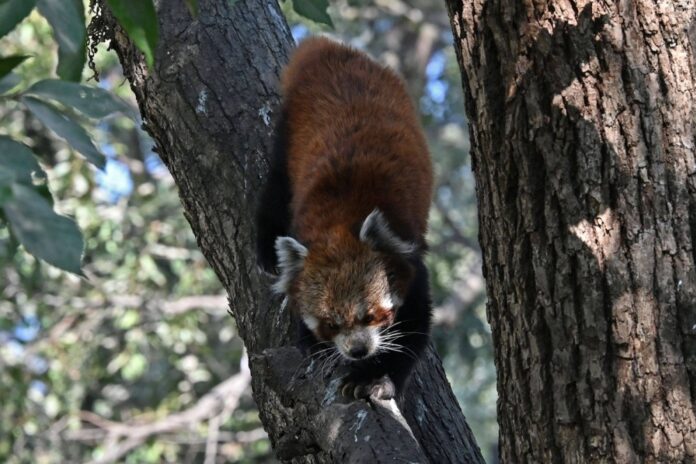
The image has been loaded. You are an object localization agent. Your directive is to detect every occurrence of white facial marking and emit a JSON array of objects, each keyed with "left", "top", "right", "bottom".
[
  {"left": 368, "top": 326, "right": 380, "bottom": 350},
  {"left": 334, "top": 333, "right": 347, "bottom": 352},
  {"left": 303, "top": 315, "right": 319, "bottom": 331},
  {"left": 334, "top": 327, "right": 381, "bottom": 361},
  {"left": 380, "top": 294, "right": 394, "bottom": 310}
]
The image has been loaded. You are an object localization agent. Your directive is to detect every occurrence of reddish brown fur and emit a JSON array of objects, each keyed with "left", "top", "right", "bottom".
[
  {"left": 280, "top": 38, "right": 432, "bottom": 336},
  {"left": 291, "top": 229, "right": 397, "bottom": 339},
  {"left": 281, "top": 37, "right": 433, "bottom": 250}
]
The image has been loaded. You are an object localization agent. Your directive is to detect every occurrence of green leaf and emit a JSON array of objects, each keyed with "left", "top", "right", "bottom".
[
  {"left": 36, "top": 0, "right": 86, "bottom": 81},
  {"left": 121, "top": 353, "right": 147, "bottom": 381},
  {"left": 0, "top": 172, "right": 14, "bottom": 205},
  {"left": 26, "top": 79, "right": 134, "bottom": 119},
  {"left": 0, "top": 165, "right": 13, "bottom": 183},
  {"left": 0, "top": 55, "right": 30, "bottom": 80},
  {"left": 106, "top": 0, "right": 159, "bottom": 70},
  {"left": 292, "top": 0, "right": 333, "bottom": 27},
  {"left": 2, "top": 184, "right": 83, "bottom": 274},
  {"left": 0, "top": 72, "right": 21, "bottom": 94},
  {"left": 0, "top": 0, "right": 37, "bottom": 38},
  {"left": 184, "top": 0, "right": 198, "bottom": 16},
  {"left": 0, "top": 136, "right": 45, "bottom": 185},
  {"left": 0, "top": 180, "right": 12, "bottom": 204},
  {"left": 22, "top": 97, "right": 105, "bottom": 169},
  {"left": 116, "top": 309, "right": 140, "bottom": 330}
]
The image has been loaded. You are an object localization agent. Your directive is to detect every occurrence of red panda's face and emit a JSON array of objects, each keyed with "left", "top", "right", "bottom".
[
  {"left": 273, "top": 209, "right": 417, "bottom": 361},
  {"left": 294, "top": 251, "right": 403, "bottom": 360}
]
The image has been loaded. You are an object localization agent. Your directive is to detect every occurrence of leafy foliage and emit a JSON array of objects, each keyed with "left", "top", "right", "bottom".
[
  {"left": 3, "top": 184, "right": 83, "bottom": 275},
  {"left": 0, "top": 55, "right": 30, "bottom": 79},
  {"left": 105, "top": 0, "right": 159, "bottom": 70},
  {"left": 36, "top": 0, "right": 86, "bottom": 81},
  {"left": 0, "top": 72, "right": 21, "bottom": 94},
  {"left": 0, "top": 137, "right": 44, "bottom": 186},
  {"left": 0, "top": 0, "right": 37, "bottom": 38},
  {"left": 0, "top": 2, "right": 128, "bottom": 274},
  {"left": 0, "top": 7, "right": 271, "bottom": 463},
  {"left": 26, "top": 79, "right": 133, "bottom": 119},
  {"left": 291, "top": 0, "right": 333, "bottom": 27},
  {"left": 22, "top": 97, "right": 105, "bottom": 168}
]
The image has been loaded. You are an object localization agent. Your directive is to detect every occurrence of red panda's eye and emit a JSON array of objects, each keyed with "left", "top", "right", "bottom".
[
  {"left": 326, "top": 321, "right": 339, "bottom": 331},
  {"left": 362, "top": 314, "right": 374, "bottom": 324}
]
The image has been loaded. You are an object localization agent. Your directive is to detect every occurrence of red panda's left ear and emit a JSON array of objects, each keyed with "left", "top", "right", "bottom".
[
  {"left": 273, "top": 236, "right": 307, "bottom": 293},
  {"left": 359, "top": 209, "right": 416, "bottom": 256}
]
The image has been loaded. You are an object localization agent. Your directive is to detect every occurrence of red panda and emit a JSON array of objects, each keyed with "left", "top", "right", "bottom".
[{"left": 256, "top": 37, "right": 433, "bottom": 400}]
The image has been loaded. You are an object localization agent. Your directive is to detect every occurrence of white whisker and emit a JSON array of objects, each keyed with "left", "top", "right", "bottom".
[{"left": 376, "top": 341, "right": 419, "bottom": 361}]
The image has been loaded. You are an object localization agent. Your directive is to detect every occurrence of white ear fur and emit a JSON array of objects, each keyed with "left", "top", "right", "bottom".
[
  {"left": 273, "top": 236, "right": 308, "bottom": 293},
  {"left": 359, "top": 209, "right": 416, "bottom": 255}
]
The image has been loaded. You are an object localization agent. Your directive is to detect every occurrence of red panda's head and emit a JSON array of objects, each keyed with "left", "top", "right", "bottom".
[{"left": 273, "top": 209, "right": 416, "bottom": 361}]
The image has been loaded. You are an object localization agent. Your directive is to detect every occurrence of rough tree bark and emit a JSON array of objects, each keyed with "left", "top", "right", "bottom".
[
  {"left": 446, "top": 0, "right": 696, "bottom": 462},
  {"left": 91, "top": 0, "right": 484, "bottom": 462}
]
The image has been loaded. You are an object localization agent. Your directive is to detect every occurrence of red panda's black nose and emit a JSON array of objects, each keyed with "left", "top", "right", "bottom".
[{"left": 349, "top": 346, "right": 368, "bottom": 359}]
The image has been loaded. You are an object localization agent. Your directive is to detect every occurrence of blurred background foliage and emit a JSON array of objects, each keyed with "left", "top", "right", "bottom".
[{"left": 0, "top": 0, "right": 497, "bottom": 462}]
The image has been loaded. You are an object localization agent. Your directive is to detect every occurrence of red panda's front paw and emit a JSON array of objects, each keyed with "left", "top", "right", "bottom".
[{"left": 341, "top": 374, "right": 396, "bottom": 400}]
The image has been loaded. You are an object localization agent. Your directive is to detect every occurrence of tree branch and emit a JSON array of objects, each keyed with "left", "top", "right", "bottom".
[
  {"left": 67, "top": 357, "right": 251, "bottom": 464},
  {"left": 91, "top": 0, "right": 485, "bottom": 461}
]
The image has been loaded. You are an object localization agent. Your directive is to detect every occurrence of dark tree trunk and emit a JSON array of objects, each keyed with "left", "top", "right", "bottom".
[
  {"left": 91, "top": 0, "right": 484, "bottom": 462},
  {"left": 445, "top": 0, "right": 696, "bottom": 462}
]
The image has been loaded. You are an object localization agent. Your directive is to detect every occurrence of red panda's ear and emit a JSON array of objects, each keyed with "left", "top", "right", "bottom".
[
  {"left": 273, "top": 236, "right": 307, "bottom": 293},
  {"left": 359, "top": 209, "right": 416, "bottom": 256}
]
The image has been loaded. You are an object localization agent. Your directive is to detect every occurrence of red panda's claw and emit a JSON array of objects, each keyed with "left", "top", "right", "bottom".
[
  {"left": 367, "top": 375, "right": 396, "bottom": 400},
  {"left": 340, "top": 375, "right": 395, "bottom": 401},
  {"left": 340, "top": 380, "right": 357, "bottom": 398}
]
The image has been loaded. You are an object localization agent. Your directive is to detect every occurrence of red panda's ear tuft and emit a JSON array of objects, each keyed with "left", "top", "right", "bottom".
[
  {"left": 273, "top": 236, "right": 307, "bottom": 293},
  {"left": 359, "top": 209, "right": 416, "bottom": 256}
]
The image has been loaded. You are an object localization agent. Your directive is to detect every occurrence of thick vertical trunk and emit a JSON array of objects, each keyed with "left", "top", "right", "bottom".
[
  {"left": 92, "top": 0, "right": 485, "bottom": 462},
  {"left": 446, "top": 0, "right": 696, "bottom": 462}
]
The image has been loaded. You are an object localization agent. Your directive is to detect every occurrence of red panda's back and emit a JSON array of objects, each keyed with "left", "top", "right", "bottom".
[{"left": 281, "top": 38, "right": 433, "bottom": 245}]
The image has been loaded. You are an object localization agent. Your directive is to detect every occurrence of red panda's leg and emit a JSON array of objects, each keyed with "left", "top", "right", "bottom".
[
  {"left": 255, "top": 111, "right": 291, "bottom": 274},
  {"left": 342, "top": 258, "right": 432, "bottom": 400}
]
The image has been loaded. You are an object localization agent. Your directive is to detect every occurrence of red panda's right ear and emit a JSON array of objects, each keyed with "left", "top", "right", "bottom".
[
  {"left": 273, "top": 236, "right": 307, "bottom": 293},
  {"left": 359, "top": 209, "right": 416, "bottom": 256}
]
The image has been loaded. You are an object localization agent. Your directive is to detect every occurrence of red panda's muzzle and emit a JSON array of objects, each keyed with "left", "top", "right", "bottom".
[{"left": 334, "top": 326, "right": 380, "bottom": 361}]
